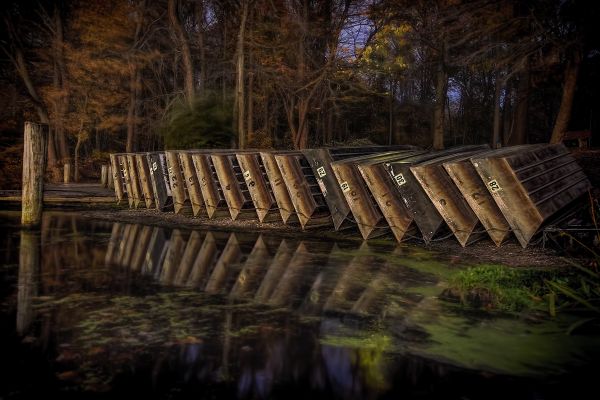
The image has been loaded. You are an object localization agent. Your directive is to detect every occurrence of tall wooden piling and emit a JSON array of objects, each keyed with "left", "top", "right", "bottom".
[
  {"left": 107, "top": 165, "right": 114, "bottom": 189},
  {"left": 21, "top": 122, "right": 48, "bottom": 226},
  {"left": 64, "top": 163, "right": 71, "bottom": 184}
]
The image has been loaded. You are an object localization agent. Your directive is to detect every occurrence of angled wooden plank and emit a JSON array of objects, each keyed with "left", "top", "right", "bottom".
[
  {"left": 237, "top": 152, "right": 281, "bottom": 222},
  {"left": 268, "top": 242, "right": 314, "bottom": 306},
  {"left": 191, "top": 152, "right": 230, "bottom": 218},
  {"left": 109, "top": 154, "right": 125, "bottom": 203},
  {"left": 443, "top": 155, "right": 511, "bottom": 247},
  {"left": 410, "top": 147, "right": 490, "bottom": 247},
  {"left": 147, "top": 152, "right": 173, "bottom": 211},
  {"left": 260, "top": 151, "right": 299, "bottom": 224},
  {"left": 165, "top": 151, "right": 188, "bottom": 214},
  {"left": 302, "top": 146, "right": 418, "bottom": 231},
  {"left": 125, "top": 154, "right": 143, "bottom": 208},
  {"left": 118, "top": 155, "right": 133, "bottom": 208},
  {"left": 275, "top": 153, "right": 331, "bottom": 229},
  {"left": 178, "top": 151, "right": 205, "bottom": 217},
  {"left": 136, "top": 154, "right": 155, "bottom": 209},
  {"left": 331, "top": 150, "right": 426, "bottom": 239},
  {"left": 471, "top": 144, "right": 590, "bottom": 247},
  {"left": 212, "top": 153, "right": 258, "bottom": 220}
]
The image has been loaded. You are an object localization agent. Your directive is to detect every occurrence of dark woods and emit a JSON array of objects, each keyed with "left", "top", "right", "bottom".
[{"left": 1, "top": 0, "right": 599, "bottom": 181}]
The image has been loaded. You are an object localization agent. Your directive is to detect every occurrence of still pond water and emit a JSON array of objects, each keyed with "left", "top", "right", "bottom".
[{"left": 0, "top": 211, "right": 599, "bottom": 399}]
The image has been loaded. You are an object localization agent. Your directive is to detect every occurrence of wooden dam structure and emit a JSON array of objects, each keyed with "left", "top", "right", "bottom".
[{"left": 107, "top": 144, "right": 591, "bottom": 248}]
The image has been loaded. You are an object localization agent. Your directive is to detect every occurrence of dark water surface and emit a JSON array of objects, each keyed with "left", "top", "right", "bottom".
[{"left": 1, "top": 211, "right": 598, "bottom": 399}]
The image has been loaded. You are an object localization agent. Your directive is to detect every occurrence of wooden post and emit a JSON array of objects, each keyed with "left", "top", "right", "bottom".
[
  {"left": 22, "top": 122, "right": 48, "bottom": 226},
  {"left": 107, "top": 165, "right": 114, "bottom": 189},
  {"left": 63, "top": 163, "right": 71, "bottom": 183},
  {"left": 101, "top": 164, "right": 108, "bottom": 187}
]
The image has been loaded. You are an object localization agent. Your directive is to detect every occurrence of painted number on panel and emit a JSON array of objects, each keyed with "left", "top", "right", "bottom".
[
  {"left": 317, "top": 166, "right": 326, "bottom": 178},
  {"left": 152, "top": 162, "right": 158, "bottom": 171},
  {"left": 394, "top": 173, "right": 406, "bottom": 186},
  {"left": 488, "top": 179, "right": 502, "bottom": 193},
  {"left": 243, "top": 170, "right": 251, "bottom": 181},
  {"left": 340, "top": 181, "right": 350, "bottom": 193}
]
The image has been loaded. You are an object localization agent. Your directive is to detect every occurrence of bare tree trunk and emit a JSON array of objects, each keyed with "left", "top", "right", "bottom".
[
  {"left": 247, "top": 71, "right": 254, "bottom": 142},
  {"left": 388, "top": 80, "right": 394, "bottom": 145},
  {"left": 432, "top": 56, "right": 448, "bottom": 150},
  {"left": 492, "top": 75, "right": 504, "bottom": 148},
  {"left": 168, "top": 0, "right": 195, "bottom": 106},
  {"left": 234, "top": 0, "right": 249, "bottom": 148},
  {"left": 53, "top": 6, "right": 69, "bottom": 161},
  {"left": 550, "top": 53, "right": 581, "bottom": 144},
  {"left": 510, "top": 68, "right": 529, "bottom": 145},
  {"left": 196, "top": 1, "right": 207, "bottom": 92},
  {"left": 126, "top": 66, "right": 137, "bottom": 152}
]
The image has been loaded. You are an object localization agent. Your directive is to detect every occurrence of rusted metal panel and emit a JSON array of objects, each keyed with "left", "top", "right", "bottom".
[
  {"left": 212, "top": 153, "right": 258, "bottom": 220},
  {"left": 109, "top": 154, "right": 125, "bottom": 203},
  {"left": 471, "top": 143, "right": 590, "bottom": 247},
  {"left": 410, "top": 147, "right": 491, "bottom": 247},
  {"left": 275, "top": 152, "right": 332, "bottom": 229},
  {"left": 331, "top": 150, "right": 426, "bottom": 239},
  {"left": 259, "top": 151, "right": 299, "bottom": 224},
  {"left": 178, "top": 151, "right": 205, "bottom": 217},
  {"left": 135, "top": 154, "right": 155, "bottom": 209},
  {"left": 125, "top": 154, "right": 143, "bottom": 208},
  {"left": 237, "top": 152, "right": 281, "bottom": 222},
  {"left": 146, "top": 152, "right": 173, "bottom": 211},
  {"left": 191, "top": 152, "right": 230, "bottom": 218},
  {"left": 302, "top": 146, "right": 418, "bottom": 231},
  {"left": 443, "top": 155, "right": 511, "bottom": 247},
  {"left": 164, "top": 151, "right": 189, "bottom": 214}
]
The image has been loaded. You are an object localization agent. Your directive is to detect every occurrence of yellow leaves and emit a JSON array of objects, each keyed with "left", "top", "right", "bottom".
[{"left": 359, "top": 22, "right": 412, "bottom": 75}]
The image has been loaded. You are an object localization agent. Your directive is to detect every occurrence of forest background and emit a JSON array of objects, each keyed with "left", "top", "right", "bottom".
[{"left": 1, "top": 0, "right": 599, "bottom": 186}]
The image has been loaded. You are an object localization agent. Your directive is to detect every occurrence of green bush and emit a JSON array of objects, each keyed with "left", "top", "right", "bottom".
[{"left": 161, "top": 92, "right": 234, "bottom": 149}]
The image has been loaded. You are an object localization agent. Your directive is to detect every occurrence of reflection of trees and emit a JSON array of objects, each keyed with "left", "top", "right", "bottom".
[{"left": 13, "top": 216, "right": 454, "bottom": 398}]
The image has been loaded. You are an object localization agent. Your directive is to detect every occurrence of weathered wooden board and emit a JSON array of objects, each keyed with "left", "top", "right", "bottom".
[
  {"left": 146, "top": 152, "right": 173, "bottom": 211},
  {"left": 109, "top": 154, "right": 125, "bottom": 203},
  {"left": 471, "top": 143, "right": 590, "bottom": 247},
  {"left": 191, "top": 152, "right": 230, "bottom": 218},
  {"left": 178, "top": 151, "right": 205, "bottom": 216},
  {"left": 173, "top": 231, "right": 204, "bottom": 285},
  {"left": 237, "top": 152, "right": 281, "bottom": 222},
  {"left": 274, "top": 152, "right": 332, "bottom": 229},
  {"left": 117, "top": 155, "right": 134, "bottom": 208},
  {"left": 410, "top": 147, "right": 490, "bottom": 247},
  {"left": 443, "top": 154, "right": 512, "bottom": 247},
  {"left": 186, "top": 231, "right": 219, "bottom": 288},
  {"left": 302, "top": 146, "right": 418, "bottom": 231},
  {"left": 135, "top": 154, "right": 155, "bottom": 209},
  {"left": 381, "top": 145, "right": 489, "bottom": 244},
  {"left": 125, "top": 154, "right": 143, "bottom": 208},
  {"left": 212, "top": 153, "right": 258, "bottom": 220},
  {"left": 204, "top": 233, "right": 243, "bottom": 293},
  {"left": 260, "top": 151, "right": 299, "bottom": 224},
  {"left": 165, "top": 151, "right": 189, "bottom": 214},
  {"left": 159, "top": 229, "right": 186, "bottom": 285},
  {"left": 331, "top": 150, "right": 426, "bottom": 239},
  {"left": 254, "top": 239, "right": 295, "bottom": 302},
  {"left": 229, "top": 235, "right": 271, "bottom": 299}
]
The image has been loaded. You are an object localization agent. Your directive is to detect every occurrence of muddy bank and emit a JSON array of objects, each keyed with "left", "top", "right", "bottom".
[{"left": 80, "top": 208, "right": 570, "bottom": 268}]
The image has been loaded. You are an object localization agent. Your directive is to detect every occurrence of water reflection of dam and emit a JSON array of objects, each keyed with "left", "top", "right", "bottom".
[{"left": 105, "top": 223, "right": 435, "bottom": 316}]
